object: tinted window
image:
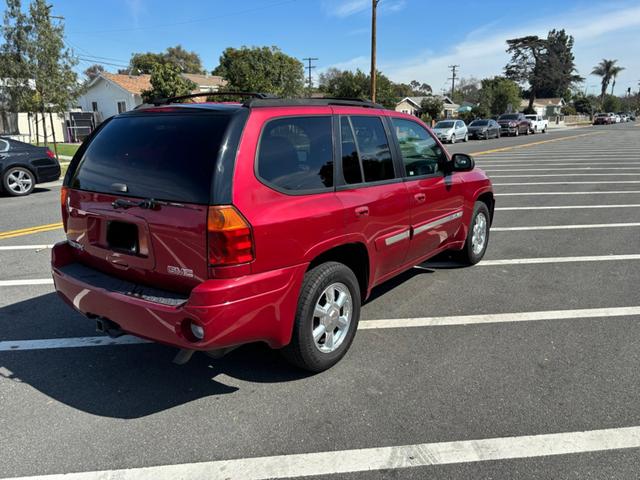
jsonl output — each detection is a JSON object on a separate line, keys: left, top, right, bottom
{"left": 70, "top": 113, "right": 231, "bottom": 204}
{"left": 350, "top": 116, "right": 395, "bottom": 183}
{"left": 258, "top": 116, "right": 333, "bottom": 191}
{"left": 499, "top": 114, "right": 519, "bottom": 120}
{"left": 340, "top": 118, "right": 363, "bottom": 184}
{"left": 392, "top": 118, "right": 446, "bottom": 177}
{"left": 470, "top": 120, "right": 488, "bottom": 126}
{"left": 435, "top": 121, "right": 454, "bottom": 128}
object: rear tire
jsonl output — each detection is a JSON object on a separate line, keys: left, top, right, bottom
{"left": 514, "top": 128, "right": 519, "bottom": 137}
{"left": 2, "top": 166, "right": 35, "bottom": 196}
{"left": 455, "top": 202, "right": 490, "bottom": 265}
{"left": 282, "top": 262, "right": 361, "bottom": 372}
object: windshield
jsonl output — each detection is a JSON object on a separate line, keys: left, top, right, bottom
{"left": 70, "top": 113, "right": 231, "bottom": 204}
{"left": 499, "top": 114, "right": 519, "bottom": 120}
{"left": 435, "top": 121, "right": 455, "bottom": 128}
{"left": 470, "top": 120, "right": 488, "bottom": 126}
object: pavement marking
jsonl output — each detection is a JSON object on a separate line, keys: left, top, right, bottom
{"left": 491, "top": 222, "right": 640, "bottom": 231}
{"left": 3, "top": 305, "right": 640, "bottom": 353}
{"left": 491, "top": 173, "right": 640, "bottom": 178}
{"left": 496, "top": 204, "right": 640, "bottom": 211}
{"left": 0, "top": 244, "right": 54, "bottom": 251}
{"left": 494, "top": 181, "right": 640, "bottom": 186}
{"left": 496, "top": 191, "right": 640, "bottom": 196}
{"left": 0, "top": 222, "right": 63, "bottom": 240}
{"left": 0, "top": 279, "right": 53, "bottom": 286}
{"left": 0, "top": 336, "right": 150, "bottom": 352}
{"left": 6, "top": 426, "right": 640, "bottom": 480}
{"left": 485, "top": 167, "right": 640, "bottom": 172}
{"left": 470, "top": 132, "right": 601, "bottom": 156}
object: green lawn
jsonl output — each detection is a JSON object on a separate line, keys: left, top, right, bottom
{"left": 33, "top": 142, "right": 80, "bottom": 158}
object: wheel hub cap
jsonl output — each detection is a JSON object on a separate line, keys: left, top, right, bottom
{"left": 312, "top": 282, "right": 352, "bottom": 354}
{"left": 8, "top": 170, "right": 33, "bottom": 193}
{"left": 471, "top": 213, "right": 487, "bottom": 255}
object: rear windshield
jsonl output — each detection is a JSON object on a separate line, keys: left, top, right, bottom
{"left": 69, "top": 113, "right": 231, "bottom": 204}
{"left": 469, "top": 120, "right": 488, "bottom": 126}
{"left": 435, "top": 121, "right": 454, "bottom": 128}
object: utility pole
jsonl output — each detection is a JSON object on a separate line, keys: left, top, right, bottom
{"left": 302, "top": 57, "right": 318, "bottom": 97}
{"left": 448, "top": 65, "right": 459, "bottom": 100}
{"left": 370, "top": 0, "right": 380, "bottom": 102}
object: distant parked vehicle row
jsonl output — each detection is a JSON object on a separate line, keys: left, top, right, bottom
{"left": 467, "top": 119, "right": 501, "bottom": 139}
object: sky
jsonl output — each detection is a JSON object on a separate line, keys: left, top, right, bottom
{"left": 3, "top": 0, "right": 639, "bottom": 96}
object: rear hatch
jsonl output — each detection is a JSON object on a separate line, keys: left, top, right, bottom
{"left": 63, "top": 108, "right": 240, "bottom": 293}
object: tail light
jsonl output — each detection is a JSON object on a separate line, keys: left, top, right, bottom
{"left": 46, "top": 149, "right": 56, "bottom": 159}
{"left": 207, "top": 206, "right": 254, "bottom": 266}
{"left": 60, "top": 186, "right": 69, "bottom": 232}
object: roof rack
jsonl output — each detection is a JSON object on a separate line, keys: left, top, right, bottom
{"left": 243, "top": 97, "right": 385, "bottom": 109}
{"left": 149, "top": 91, "right": 277, "bottom": 106}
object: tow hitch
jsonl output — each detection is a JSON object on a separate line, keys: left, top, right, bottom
{"left": 95, "top": 317, "right": 125, "bottom": 338}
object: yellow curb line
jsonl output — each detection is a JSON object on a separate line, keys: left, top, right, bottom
{"left": 470, "top": 132, "right": 602, "bottom": 156}
{"left": 0, "top": 222, "right": 63, "bottom": 240}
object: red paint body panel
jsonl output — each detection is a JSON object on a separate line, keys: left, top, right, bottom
{"left": 53, "top": 104, "right": 493, "bottom": 353}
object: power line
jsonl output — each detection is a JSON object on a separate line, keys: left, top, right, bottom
{"left": 302, "top": 57, "right": 318, "bottom": 93}
{"left": 447, "top": 65, "right": 459, "bottom": 100}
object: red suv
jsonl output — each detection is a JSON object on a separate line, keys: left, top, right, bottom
{"left": 52, "top": 95, "right": 494, "bottom": 371}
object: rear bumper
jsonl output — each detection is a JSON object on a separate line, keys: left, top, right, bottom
{"left": 35, "top": 164, "right": 61, "bottom": 183}
{"left": 51, "top": 241, "right": 306, "bottom": 350}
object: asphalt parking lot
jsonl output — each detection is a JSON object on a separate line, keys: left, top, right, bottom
{"left": 1, "top": 122, "right": 640, "bottom": 479}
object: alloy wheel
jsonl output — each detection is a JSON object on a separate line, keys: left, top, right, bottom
{"left": 312, "top": 282, "right": 353, "bottom": 354}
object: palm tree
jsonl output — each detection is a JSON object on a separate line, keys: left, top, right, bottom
{"left": 591, "top": 59, "right": 625, "bottom": 104}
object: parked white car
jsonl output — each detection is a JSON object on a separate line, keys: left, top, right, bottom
{"left": 524, "top": 114, "right": 548, "bottom": 134}
{"left": 432, "top": 119, "right": 468, "bottom": 143}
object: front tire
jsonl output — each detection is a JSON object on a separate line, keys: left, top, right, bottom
{"left": 450, "top": 134, "right": 456, "bottom": 144}
{"left": 2, "top": 166, "right": 35, "bottom": 196}
{"left": 282, "top": 262, "right": 361, "bottom": 372}
{"left": 463, "top": 133, "right": 468, "bottom": 142}
{"left": 456, "top": 202, "right": 490, "bottom": 265}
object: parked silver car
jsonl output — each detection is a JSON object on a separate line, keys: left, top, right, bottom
{"left": 432, "top": 119, "right": 468, "bottom": 143}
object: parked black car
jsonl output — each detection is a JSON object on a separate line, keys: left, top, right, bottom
{"left": 0, "top": 137, "right": 60, "bottom": 196}
{"left": 467, "top": 119, "right": 501, "bottom": 139}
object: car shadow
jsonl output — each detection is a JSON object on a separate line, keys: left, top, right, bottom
{"left": 0, "top": 186, "right": 54, "bottom": 198}
{"left": 0, "top": 292, "right": 310, "bottom": 419}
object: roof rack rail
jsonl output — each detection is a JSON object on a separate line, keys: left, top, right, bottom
{"left": 149, "top": 91, "right": 278, "bottom": 106}
{"left": 243, "top": 97, "right": 385, "bottom": 109}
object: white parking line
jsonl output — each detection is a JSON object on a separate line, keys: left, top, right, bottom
{"left": 491, "top": 173, "right": 640, "bottom": 178}
{"left": 7, "top": 426, "right": 640, "bottom": 480}
{"left": 491, "top": 223, "right": 640, "bottom": 231}
{"left": 496, "top": 205, "right": 640, "bottom": 211}
{"left": 496, "top": 191, "right": 640, "bottom": 196}
{"left": 485, "top": 167, "right": 640, "bottom": 172}
{"left": 0, "top": 244, "right": 53, "bottom": 251}
{"left": 3, "top": 305, "right": 640, "bottom": 353}
{"left": 494, "top": 181, "right": 640, "bottom": 186}
{"left": 0, "top": 279, "right": 53, "bottom": 286}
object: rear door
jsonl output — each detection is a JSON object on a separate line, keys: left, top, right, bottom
{"left": 336, "top": 114, "right": 411, "bottom": 284}
{"left": 65, "top": 110, "right": 236, "bottom": 291}
{"left": 389, "top": 117, "right": 465, "bottom": 264}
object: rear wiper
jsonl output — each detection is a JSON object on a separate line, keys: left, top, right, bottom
{"left": 111, "top": 198, "right": 191, "bottom": 210}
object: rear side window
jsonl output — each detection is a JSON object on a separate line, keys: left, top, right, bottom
{"left": 69, "top": 113, "right": 231, "bottom": 204}
{"left": 257, "top": 116, "right": 333, "bottom": 191}
{"left": 349, "top": 116, "right": 395, "bottom": 183}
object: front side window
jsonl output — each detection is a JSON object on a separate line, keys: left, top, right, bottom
{"left": 392, "top": 118, "right": 446, "bottom": 177}
{"left": 349, "top": 116, "right": 395, "bottom": 183}
{"left": 257, "top": 116, "right": 333, "bottom": 191}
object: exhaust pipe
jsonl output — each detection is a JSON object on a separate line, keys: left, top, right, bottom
{"left": 95, "top": 317, "right": 125, "bottom": 338}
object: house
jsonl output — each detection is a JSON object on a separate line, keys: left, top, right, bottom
{"left": 77, "top": 72, "right": 227, "bottom": 123}
{"left": 395, "top": 95, "right": 460, "bottom": 119}
{"left": 520, "top": 98, "right": 565, "bottom": 117}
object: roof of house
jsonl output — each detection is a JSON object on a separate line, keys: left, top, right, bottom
{"left": 182, "top": 74, "right": 227, "bottom": 88}
{"left": 520, "top": 97, "right": 565, "bottom": 108}
{"left": 94, "top": 73, "right": 227, "bottom": 96}
{"left": 398, "top": 95, "right": 459, "bottom": 108}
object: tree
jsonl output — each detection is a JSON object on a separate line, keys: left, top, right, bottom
{"left": 452, "top": 77, "right": 481, "bottom": 104}
{"left": 317, "top": 68, "right": 397, "bottom": 108}
{"left": 536, "top": 29, "right": 583, "bottom": 99}
{"left": 591, "top": 59, "right": 625, "bottom": 105}
{"left": 419, "top": 96, "right": 443, "bottom": 121}
{"left": 213, "top": 46, "right": 304, "bottom": 97}
{"left": 505, "top": 35, "right": 546, "bottom": 110}
{"left": 83, "top": 63, "right": 104, "bottom": 81}
{"left": 602, "top": 94, "right": 622, "bottom": 113}
{"left": 572, "top": 94, "right": 596, "bottom": 114}
{"left": 141, "top": 62, "right": 196, "bottom": 103}
{"left": 128, "top": 45, "right": 204, "bottom": 74}
{"left": 409, "top": 80, "right": 432, "bottom": 95}
{"left": 478, "top": 76, "right": 521, "bottom": 115}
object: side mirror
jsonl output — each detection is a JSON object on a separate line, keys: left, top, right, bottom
{"left": 450, "top": 153, "right": 475, "bottom": 172}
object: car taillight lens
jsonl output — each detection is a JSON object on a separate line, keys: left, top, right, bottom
{"left": 60, "top": 186, "right": 69, "bottom": 232}
{"left": 207, "top": 206, "right": 254, "bottom": 266}
{"left": 46, "top": 149, "right": 56, "bottom": 159}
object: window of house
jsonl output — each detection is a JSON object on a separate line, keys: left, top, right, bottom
{"left": 117, "top": 101, "right": 126, "bottom": 114}
{"left": 348, "top": 116, "right": 395, "bottom": 183}
{"left": 91, "top": 102, "right": 98, "bottom": 112}
{"left": 257, "top": 116, "right": 334, "bottom": 191}
{"left": 392, "top": 118, "right": 446, "bottom": 177}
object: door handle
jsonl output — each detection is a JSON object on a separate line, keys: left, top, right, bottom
{"left": 414, "top": 193, "right": 426, "bottom": 202}
{"left": 355, "top": 206, "right": 369, "bottom": 217}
